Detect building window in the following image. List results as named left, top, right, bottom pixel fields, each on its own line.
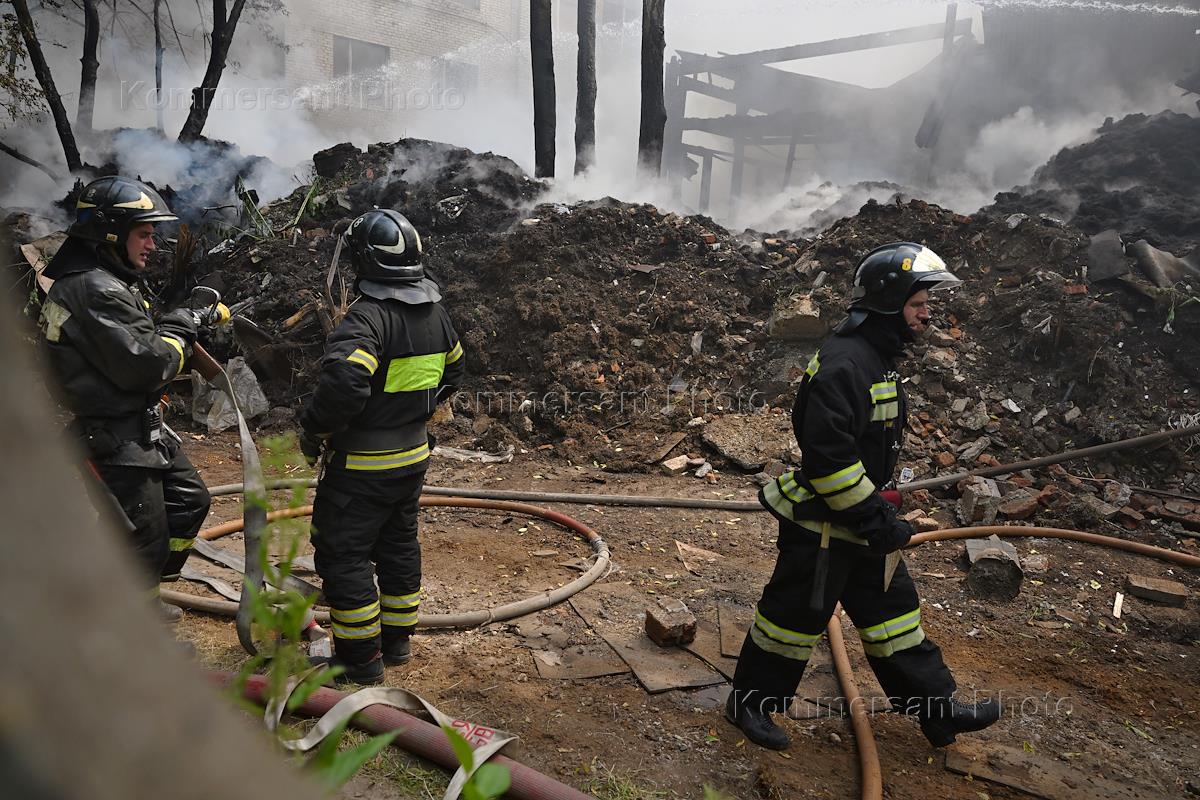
left=434, top=57, right=479, bottom=100
left=600, top=0, right=634, bottom=28
left=332, top=35, right=390, bottom=79
left=332, top=35, right=390, bottom=109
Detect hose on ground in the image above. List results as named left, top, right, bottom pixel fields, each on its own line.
left=826, top=604, right=882, bottom=800
left=168, top=497, right=611, bottom=629
left=210, top=672, right=593, bottom=800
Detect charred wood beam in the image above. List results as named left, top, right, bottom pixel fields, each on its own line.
left=574, top=0, right=596, bottom=174
left=676, top=18, right=972, bottom=73
left=637, top=0, right=667, bottom=176
left=530, top=0, right=556, bottom=178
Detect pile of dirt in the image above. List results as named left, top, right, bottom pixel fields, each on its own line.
left=169, top=137, right=1199, bottom=486
left=986, top=111, right=1200, bottom=255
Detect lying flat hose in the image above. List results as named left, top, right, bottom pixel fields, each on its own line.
left=169, top=497, right=611, bottom=629
left=821, top=523, right=1199, bottom=800
left=826, top=605, right=882, bottom=800
left=212, top=672, right=593, bottom=800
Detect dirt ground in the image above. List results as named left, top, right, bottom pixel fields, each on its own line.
left=174, top=428, right=1200, bottom=800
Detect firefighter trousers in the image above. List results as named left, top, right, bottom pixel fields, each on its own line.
left=732, top=519, right=956, bottom=718
left=310, top=467, right=425, bottom=663
left=92, top=441, right=210, bottom=589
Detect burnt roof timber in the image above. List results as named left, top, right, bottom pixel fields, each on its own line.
left=676, top=18, right=973, bottom=73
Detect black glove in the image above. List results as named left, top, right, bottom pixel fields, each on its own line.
left=298, top=429, right=325, bottom=467
left=157, top=308, right=200, bottom=345
left=865, top=517, right=914, bottom=555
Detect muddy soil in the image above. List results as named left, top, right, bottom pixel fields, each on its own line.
left=174, top=427, right=1200, bottom=800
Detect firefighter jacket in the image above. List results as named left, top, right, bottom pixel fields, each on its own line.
left=39, top=237, right=195, bottom=468
left=298, top=293, right=464, bottom=477
left=761, top=315, right=909, bottom=545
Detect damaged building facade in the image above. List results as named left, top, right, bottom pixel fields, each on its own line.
left=666, top=1, right=1200, bottom=220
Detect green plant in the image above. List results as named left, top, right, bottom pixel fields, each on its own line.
left=230, top=433, right=400, bottom=793
left=441, top=724, right=512, bottom=800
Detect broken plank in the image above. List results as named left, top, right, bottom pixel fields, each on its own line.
left=645, top=431, right=688, bottom=465
left=1124, top=574, right=1190, bottom=607
left=718, top=601, right=752, bottom=658
left=945, top=740, right=1159, bottom=800
left=531, top=646, right=631, bottom=680
left=599, top=631, right=724, bottom=694
left=683, top=618, right=739, bottom=681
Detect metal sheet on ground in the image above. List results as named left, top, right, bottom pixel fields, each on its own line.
left=531, top=646, right=631, bottom=680
left=599, top=631, right=724, bottom=694
left=570, top=582, right=722, bottom=693
left=718, top=601, right=751, bottom=658
left=683, top=617, right=738, bottom=680
left=945, top=740, right=1158, bottom=800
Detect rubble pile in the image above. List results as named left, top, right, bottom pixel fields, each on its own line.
left=986, top=111, right=1200, bottom=255
left=170, top=135, right=1200, bottom=492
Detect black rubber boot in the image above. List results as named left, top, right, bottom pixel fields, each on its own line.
left=309, top=654, right=385, bottom=686
left=724, top=691, right=790, bottom=751
left=919, top=696, right=1002, bottom=747
left=157, top=599, right=183, bottom=624
left=382, top=634, right=411, bottom=666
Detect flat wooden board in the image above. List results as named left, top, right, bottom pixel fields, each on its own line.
left=531, top=646, right=631, bottom=680
left=683, top=618, right=739, bottom=680
left=945, top=740, right=1160, bottom=800
left=599, top=631, right=725, bottom=694
left=717, top=601, right=752, bottom=658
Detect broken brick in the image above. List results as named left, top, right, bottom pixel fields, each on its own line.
left=999, top=491, right=1040, bottom=520
left=1124, top=575, right=1190, bottom=607
left=1063, top=284, right=1089, bottom=296
left=645, top=597, right=697, bottom=646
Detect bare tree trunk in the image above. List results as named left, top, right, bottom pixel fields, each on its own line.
left=178, top=0, right=246, bottom=143
left=10, top=0, right=82, bottom=172
left=529, top=0, right=555, bottom=178
left=637, top=0, right=667, bottom=177
left=153, top=0, right=165, bottom=132
left=574, top=0, right=596, bottom=175
left=76, top=0, right=100, bottom=136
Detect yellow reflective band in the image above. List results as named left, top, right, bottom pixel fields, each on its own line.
left=332, top=621, right=382, bottom=640
left=870, top=401, right=899, bottom=422
left=794, top=518, right=867, bottom=545
left=805, top=352, right=821, bottom=378
left=754, top=609, right=822, bottom=647
left=811, top=462, right=866, bottom=494
left=382, top=611, right=418, bottom=626
left=382, top=589, right=422, bottom=608
left=168, top=537, right=194, bottom=552
left=870, top=381, right=898, bottom=401
left=861, top=626, right=926, bottom=658
left=161, top=335, right=185, bottom=375
left=778, top=472, right=813, bottom=504
left=385, top=352, right=446, bottom=393
left=859, top=609, right=922, bottom=642
left=446, top=341, right=464, bottom=364
left=824, top=475, right=876, bottom=511
left=114, top=191, right=156, bottom=210
left=330, top=602, right=381, bottom=624
left=346, top=348, right=379, bottom=374
left=343, top=443, right=430, bottom=472
left=750, top=624, right=815, bottom=662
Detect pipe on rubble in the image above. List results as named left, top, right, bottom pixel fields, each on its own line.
left=168, top=497, right=611, bottom=629
left=211, top=672, right=593, bottom=800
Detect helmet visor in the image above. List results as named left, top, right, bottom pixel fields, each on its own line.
left=908, top=247, right=961, bottom=292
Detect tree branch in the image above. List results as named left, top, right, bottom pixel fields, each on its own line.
left=0, top=138, right=64, bottom=182
left=10, top=0, right=82, bottom=172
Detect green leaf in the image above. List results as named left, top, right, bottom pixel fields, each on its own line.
left=469, top=763, right=511, bottom=799
left=441, top=723, right=476, bottom=773
left=316, top=729, right=402, bottom=791
left=286, top=668, right=335, bottom=714
left=307, top=717, right=351, bottom=775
